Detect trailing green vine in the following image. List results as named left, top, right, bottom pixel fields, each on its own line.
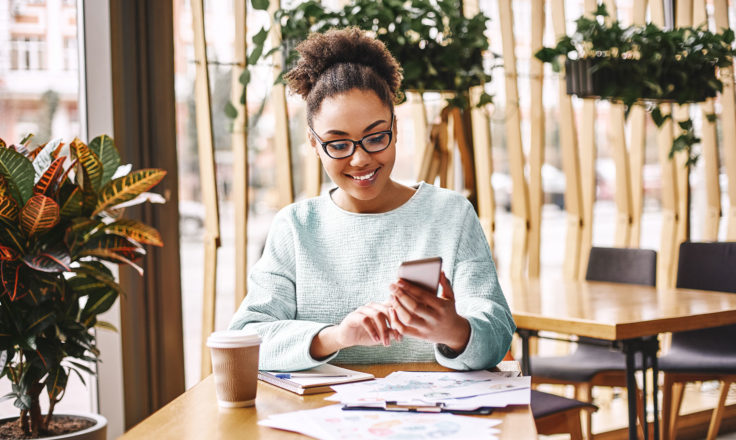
left=228, top=0, right=495, bottom=118
left=535, top=4, right=736, bottom=166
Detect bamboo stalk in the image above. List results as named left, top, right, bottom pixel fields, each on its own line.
left=714, top=0, right=736, bottom=240
left=470, top=86, right=495, bottom=249
left=232, top=0, right=249, bottom=307
left=528, top=0, right=545, bottom=277
left=269, top=0, right=294, bottom=207
left=577, top=0, right=600, bottom=280
left=191, top=0, right=221, bottom=378
left=552, top=0, right=583, bottom=280
left=498, top=0, right=530, bottom=279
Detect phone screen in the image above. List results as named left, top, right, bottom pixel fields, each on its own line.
left=397, top=257, right=442, bottom=294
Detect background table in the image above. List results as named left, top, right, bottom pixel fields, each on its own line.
left=503, top=277, right=736, bottom=440
left=120, top=361, right=536, bottom=440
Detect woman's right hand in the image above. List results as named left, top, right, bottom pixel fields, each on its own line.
left=335, top=302, right=402, bottom=348
left=310, top=302, right=401, bottom=360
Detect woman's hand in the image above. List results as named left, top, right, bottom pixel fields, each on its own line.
left=388, top=271, right=471, bottom=353
left=310, top=302, right=401, bottom=360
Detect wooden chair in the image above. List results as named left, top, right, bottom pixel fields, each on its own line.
left=660, top=241, right=736, bottom=440
left=530, top=246, right=657, bottom=438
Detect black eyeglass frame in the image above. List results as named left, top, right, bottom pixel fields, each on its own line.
left=309, top=114, right=395, bottom=159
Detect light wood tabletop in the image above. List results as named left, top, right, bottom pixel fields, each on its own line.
left=119, top=361, right=536, bottom=440
left=502, top=277, right=736, bottom=340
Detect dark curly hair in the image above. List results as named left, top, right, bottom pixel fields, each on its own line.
left=284, top=27, right=403, bottom=126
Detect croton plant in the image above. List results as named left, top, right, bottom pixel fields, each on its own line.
left=0, top=134, right=166, bottom=437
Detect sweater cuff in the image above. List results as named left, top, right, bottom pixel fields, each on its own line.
left=434, top=317, right=481, bottom=370
left=301, top=323, right=340, bottom=368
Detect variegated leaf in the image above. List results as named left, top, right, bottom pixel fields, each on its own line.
left=0, top=194, right=19, bottom=223
left=33, top=156, right=66, bottom=196
left=25, top=310, right=55, bottom=335
left=32, top=138, right=63, bottom=183
left=109, top=191, right=165, bottom=210
left=22, top=245, right=71, bottom=273
left=88, top=135, right=120, bottom=186
left=0, top=146, right=34, bottom=205
left=70, top=138, right=102, bottom=191
left=0, top=245, right=17, bottom=261
left=0, top=261, right=29, bottom=301
left=80, top=286, right=119, bottom=326
left=0, top=218, right=25, bottom=254
left=79, top=249, right=144, bottom=276
left=93, top=169, right=166, bottom=217
left=84, top=235, right=146, bottom=260
left=20, top=194, right=60, bottom=237
left=59, top=187, right=83, bottom=219
left=0, top=138, right=5, bottom=149
left=101, top=219, right=163, bottom=246
left=46, top=367, right=68, bottom=401
left=55, top=158, right=77, bottom=192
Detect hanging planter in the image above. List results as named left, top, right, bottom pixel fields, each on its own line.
left=228, top=0, right=495, bottom=114
left=535, top=4, right=736, bottom=165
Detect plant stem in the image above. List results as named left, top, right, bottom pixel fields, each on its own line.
left=29, top=382, right=43, bottom=437
left=19, top=409, right=28, bottom=434
left=43, top=399, right=57, bottom=430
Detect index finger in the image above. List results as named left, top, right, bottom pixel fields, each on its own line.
left=396, top=279, right=442, bottom=310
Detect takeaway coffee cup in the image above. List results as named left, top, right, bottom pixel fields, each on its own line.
left=207, top=330, right=261, bottom=408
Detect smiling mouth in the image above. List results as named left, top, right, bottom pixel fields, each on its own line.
left=348, top=168, right=380, bottom=181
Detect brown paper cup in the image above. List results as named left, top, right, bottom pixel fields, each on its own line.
left=207, top=331, right=261, bottom=408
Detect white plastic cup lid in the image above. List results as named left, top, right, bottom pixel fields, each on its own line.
left=207, top=330, right=261, bottom=348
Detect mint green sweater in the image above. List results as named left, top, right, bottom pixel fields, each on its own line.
left=229, top=182, right=515, bottom=371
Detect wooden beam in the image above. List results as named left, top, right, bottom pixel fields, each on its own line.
left=528, top=0, right=545, bottom=277
left=191, top=0, right=221, bottom=379
left=231, top=0, right=248, bottom=307
left=269, top=0, right=294, bottom=207
left=470, top=87, right=495, bottom=250
left=498, top=0, right=530, bottom=279
left=628, top=0, right=649, bottom=248
left=714, top=0, right=736, bottom=240
left=409, top=92, right=429, bottom=180
left=695, top=0, right=721, bottom=241
left=577, top=0, right=600, bottom=280
left=672, top=0, right=694, bottom=286
left=552, top=0, right=583, bottom=280
left=650, top=2, right=678, bottom=289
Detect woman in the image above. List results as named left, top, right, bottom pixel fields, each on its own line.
left=230, top=28, right=515, bottom=371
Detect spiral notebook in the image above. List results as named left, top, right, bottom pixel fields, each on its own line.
left=258, top=364, right=374, bottom=395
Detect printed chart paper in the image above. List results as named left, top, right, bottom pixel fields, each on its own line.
left=259, top=404, right=501, bottom=440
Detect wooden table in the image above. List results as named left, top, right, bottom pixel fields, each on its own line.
left=120, top=361, right=536, bottom=440
left=503, top=277, right=736, bottom=440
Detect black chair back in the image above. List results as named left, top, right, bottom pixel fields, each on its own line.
left=585, top=246, right=657, bottom=286
left=676, top=242, right=736, bottom=293
left=671, top=242, right=736, bottom=356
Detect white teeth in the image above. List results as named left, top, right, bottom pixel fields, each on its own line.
left=352, top=170, right=376, bottom=180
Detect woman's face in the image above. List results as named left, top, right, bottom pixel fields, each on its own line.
left=309, top=89, right=397, bottom=212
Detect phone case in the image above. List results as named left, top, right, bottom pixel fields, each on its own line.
left=397, top=257, right=442, bottom=293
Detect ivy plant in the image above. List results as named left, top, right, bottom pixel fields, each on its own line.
left=228, top=0, right=494, bottom=116
left=535, top=4, right=736, bottom=166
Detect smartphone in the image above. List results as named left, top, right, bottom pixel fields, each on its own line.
left=397, top=257, right=443, bottom=294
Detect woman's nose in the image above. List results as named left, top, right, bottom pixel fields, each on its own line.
left=349, top=144, right=372, bottom=166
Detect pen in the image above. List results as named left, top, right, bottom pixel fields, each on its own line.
left=274, top=373, right=349, bottom=379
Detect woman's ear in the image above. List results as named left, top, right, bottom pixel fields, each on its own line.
left=307, top=132, right=320, bottom=157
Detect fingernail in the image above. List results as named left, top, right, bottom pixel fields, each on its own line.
left=397, top=280, right=407, bottom=288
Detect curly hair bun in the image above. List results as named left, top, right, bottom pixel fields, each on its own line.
left=285, top=28, right=403, bottom=120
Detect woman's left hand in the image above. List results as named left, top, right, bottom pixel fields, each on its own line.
left=388, top=271, right=470, bottom=353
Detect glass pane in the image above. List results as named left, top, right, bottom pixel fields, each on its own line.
left=0, top=0, right=92, bottom=418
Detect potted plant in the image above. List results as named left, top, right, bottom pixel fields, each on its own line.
left=0, top=134, right=166, bottom=439
left=534, top=4, right=736, bottom=165
left=229, top=0, right=495, bottom=112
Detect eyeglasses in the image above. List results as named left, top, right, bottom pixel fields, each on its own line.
left=309, top=114, right=394, bottom=159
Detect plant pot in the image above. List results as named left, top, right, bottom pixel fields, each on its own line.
left=565, top=57, right=717, bottom=103
left=0, top=412, right=106, bottom=440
